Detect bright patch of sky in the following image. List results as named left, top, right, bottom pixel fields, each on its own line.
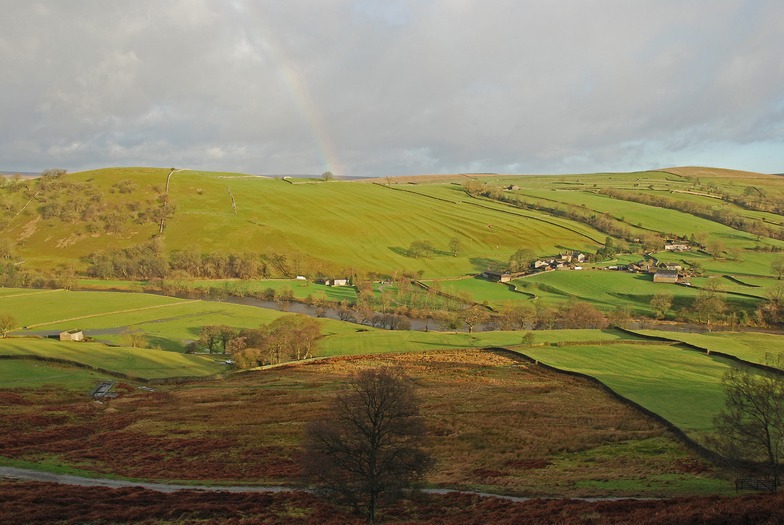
left=1, top=0, right=782, bottom=177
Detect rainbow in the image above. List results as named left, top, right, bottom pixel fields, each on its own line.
left=238, top=5, right=343, bottom=176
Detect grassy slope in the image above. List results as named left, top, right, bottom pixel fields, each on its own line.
left=0, top=339, right=225, bottom=379
left=634, top=330, right=784, bottom=368
left=3, top=166, right=784, bottom=281
left=519, top=343, right=732, bottom=435
left=163, top=172, right=602, bottom=277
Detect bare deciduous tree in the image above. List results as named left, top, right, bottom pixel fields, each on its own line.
left=0, top=313, right=17, bottom=338
left=708, top=357, right=784, bottom=488
left=302, top=367, right=433, bottom=522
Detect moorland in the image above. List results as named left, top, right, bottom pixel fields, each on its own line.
left=2, top=166, right=784, bottom=523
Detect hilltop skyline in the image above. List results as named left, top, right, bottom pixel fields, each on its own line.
left=2, top=1, right=783, bottom=177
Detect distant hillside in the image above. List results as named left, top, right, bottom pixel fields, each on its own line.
left=2, top=166, right=783, bottom=281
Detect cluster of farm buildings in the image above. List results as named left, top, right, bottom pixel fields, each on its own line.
left=483, top=240, right=693, bottom=285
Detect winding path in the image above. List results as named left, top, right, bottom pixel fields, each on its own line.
left=0, top=466, right=644, bottom=502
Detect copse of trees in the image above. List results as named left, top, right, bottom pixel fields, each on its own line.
left=190, top=315, right=321, bottom=368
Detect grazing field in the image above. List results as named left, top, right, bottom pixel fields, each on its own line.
left=0, top=290, right=184, bottom=328
left=319, top=327, right=645, bottom=357
left=0, top=339, right=226, bottom=380
left=422, top=277, right=527, bottom=307
left=188, top=278, right=359, bottom=302
left=162, top=171, right=601, bottom=277
left=0, top=359, right=105, bottom=390
left=0, top=350, right=726, bottom=497
left=517, top=343, right=735, bottom=436
left=633, top=330, right=784, bottom=369
left=510, top=270, right=708, bottom=315
left=513, top=188, right=777, bottom=249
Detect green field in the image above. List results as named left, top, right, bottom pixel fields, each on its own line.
left=0, top=359, right=105, bottom=390
left=0, top=339, right=226, bottom=380
left=513, top=188, right=778, bottom=250
left=518, top=343, right=734, bottom=436
left=320, top=327, right=643, bottom=357
left=134, top=169, right=602, bottom=276
left=633, top=330, right=784, bottom=368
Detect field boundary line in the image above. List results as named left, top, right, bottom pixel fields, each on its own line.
left=25, top=300, right=201, bottom=329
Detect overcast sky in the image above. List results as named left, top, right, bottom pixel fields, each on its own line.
left=2, top=1, right=783, bottom=177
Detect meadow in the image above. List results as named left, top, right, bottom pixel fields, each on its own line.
left=0, top=339, right=226, bottom=380
left=517, top=343, right=736, bottom=436
left=633, top=329, right=784, bottom=368
left=160, top=170, right=603, bottom=277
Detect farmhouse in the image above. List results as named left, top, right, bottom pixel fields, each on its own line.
left=653, top=269, right=679, bottom=283
left=664, top=241, right=691, bottom=251
left=59, top=329, right=84, bottom=342
left=482, top=270, right=512, bottom=283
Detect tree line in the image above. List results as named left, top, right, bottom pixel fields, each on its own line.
left=85, top=240, right=295, bottom=280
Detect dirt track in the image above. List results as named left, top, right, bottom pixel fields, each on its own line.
left=1, top=466, right=642, bottom=502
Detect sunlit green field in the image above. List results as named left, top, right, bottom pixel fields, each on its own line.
left=422, top=277, right=528, bottom=307
left=162, top=171, right=601, bottom=277
left=513, top=188, right=780, bottom=250
left=654, top=249, right=783, bottom=278
left=187, top=278, right=359, bottom=302
left=319, top=327, right=644, bottom=357
left=511, top=269, right=761, bottom=315
left=518, top=343, right=735, bottom=436
left=0, top=339, right=226, bottom=380
left=0, top=359, right=104, bottom=390
left=633, top=330, right=784, bottom=369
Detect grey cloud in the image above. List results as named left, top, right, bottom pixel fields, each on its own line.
left=1, top=0, right=783, bottom=176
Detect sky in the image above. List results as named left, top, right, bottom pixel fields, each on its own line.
left=2, top=1, right=783, bottom=177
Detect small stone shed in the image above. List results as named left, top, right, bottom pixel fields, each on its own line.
left=653, top=269, right=679, bottom=283
left=59, top=329, right=84, bottom=342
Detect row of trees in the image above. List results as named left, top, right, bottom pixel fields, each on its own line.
left=85, top=241, right=296, bottom=280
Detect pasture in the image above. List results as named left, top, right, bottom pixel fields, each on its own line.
left=162, top=171, right=601, bottom=277
left=0, top=359, right=104, bottom=390
left=513, top=188, right=778, bottom=250
left=511, top=270, right=699, bottom=315
left=0, top=339, right=226, bottom=382
left=518, top=343, right=736, bottom=436
left=633, top=330, right=784, bottom=369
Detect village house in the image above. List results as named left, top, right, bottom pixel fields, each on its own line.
left=653, top=269, right=679, bottom=283
left=59, top=329, right=84, bottom=342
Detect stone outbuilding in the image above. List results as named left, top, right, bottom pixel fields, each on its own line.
left=59, top=329, right=84, bottom=342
